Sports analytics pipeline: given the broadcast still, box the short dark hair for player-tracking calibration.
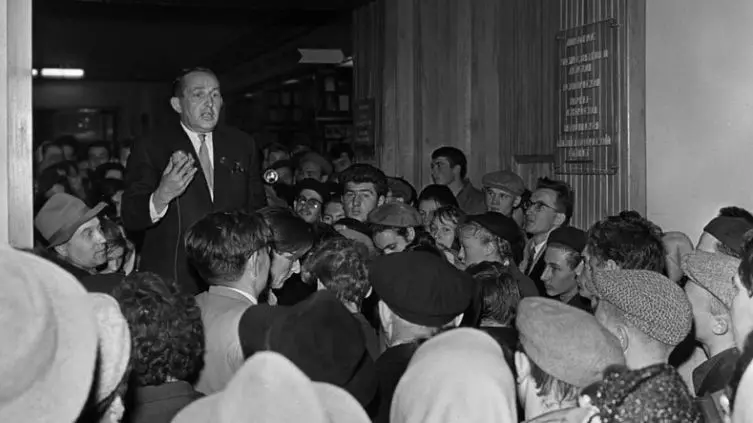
[535,177,575,226]
[418,184,459,208]
[258,207,315,256]
[467,261,520,326]
[87,141,112,158]
[172,67,218,98]
[339,164,389,197]
[548,242,583,270]
[302,238,371,306]
[184,211,272,284]
[329,143,355,161]
[113,272,204,386]
[431,146,468,179]
[586,211,665,273]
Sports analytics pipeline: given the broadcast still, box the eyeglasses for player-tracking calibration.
[295,196,322,209]
[529,201,558,212]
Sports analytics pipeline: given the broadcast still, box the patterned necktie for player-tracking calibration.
[525,242,537,275]
[198,133,213,193]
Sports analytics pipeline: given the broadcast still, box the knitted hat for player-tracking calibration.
[367,203,422,228]
[481,170,526,197]
[517,298,625,387]
[592,269,692,346]
[681,250,740,309]
[370,251,475,327]
[704,216,753,256]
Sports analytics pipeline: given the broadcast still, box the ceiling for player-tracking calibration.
[33,0,369,82]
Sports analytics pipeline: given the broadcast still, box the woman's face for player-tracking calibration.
[373,229,409,255]
[269,249,307,290]
[459,232,489,267]
[418,199,440,227]
[429,217,457,250]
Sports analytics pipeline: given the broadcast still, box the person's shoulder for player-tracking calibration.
[215,125,253,142]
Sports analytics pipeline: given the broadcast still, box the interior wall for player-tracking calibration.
[646,0,753,239]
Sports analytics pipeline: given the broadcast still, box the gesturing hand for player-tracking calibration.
[154,151,198,209]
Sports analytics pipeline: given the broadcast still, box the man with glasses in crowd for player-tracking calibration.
[293,179,330,224]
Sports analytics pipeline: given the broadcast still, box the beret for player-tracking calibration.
[704,216,753,256]
[516,298,625,387]
[367,203,422,228]
[681,250,740,309]
[481,171,526,197]
[370,251,475,327]
[592,269,692,346]
[547,226,587,254]
[299,152,334,175]
[295,178,331,203]
[387,177,417,204]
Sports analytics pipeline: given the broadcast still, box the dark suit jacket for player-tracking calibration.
[122,121,265,294]
[526,252,548,296]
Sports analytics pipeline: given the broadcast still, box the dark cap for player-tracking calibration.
[295,178,331,203]
[547,226,587,253]
[467,212,523,246]
[704,216,753,256]
[387,177,417,204]
[369,251,475,327]
[481,171,526,197]
[367,203,422,228]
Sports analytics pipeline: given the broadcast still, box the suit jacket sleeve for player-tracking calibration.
[122,136,162,232]
[246,136,266,211]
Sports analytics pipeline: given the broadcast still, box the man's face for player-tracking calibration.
[171,71,222,134]
[332,153,352,173]
[373,229,410,255]
[484,187,518,217]
[296,161,324,182]
[430,157,458,186]
[430,216,457,250]
[323,202,345,225]
[418,199,440,228]
[459,232,489,266]
[697,232,721,254]
[58,217,107,270]
[525,188,562,235]
[294,188,324,224]
[343,182,383,222]
[540,246,578,297]
[88,146,110,170]
[269,250,305,290]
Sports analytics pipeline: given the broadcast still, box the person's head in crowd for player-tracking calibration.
[525,177,574,242]
[259,207,316,291]
[370,251,475,348]
[302,237,371,311]
[263,142,290,170]
[170,67,222,134]
[333,217,376,253]
[732,230,753,349]
[90,177,125,220]
[682,251,738,372]
[340,164,388,222]
[698,206,753,258]
[40,140,65,169]
[294,179,330,224]
[87,141,112,171]
[93,162,125,183]
[60,159,87,198]
[417,184,460,227]
[515,298,625,420]
[55,134,79,161]
[185,211,272,298]
[663,231,694,283]
[541,226,587,303]
[329,142,355,174]
[458,213,524,267]
[430,146,467,187]
[113,272,205,389]
[386,177,417,206]
[429,205,466,252]
[322,194,346,225]
[0,247,98,423]
[100,217,134,274]
[118,139,133,167]
[270,159,294,186]
[77,157,90,176]
[482,170,526,217]
[390,329,517,423]
[591,269,693,369]
[295,151,333,183]
[368,202,439,256]
[35,193,108,273]
[581,211,665,304]
[35,163,72,207]
[468,261,520,328]
[290,139,313,156]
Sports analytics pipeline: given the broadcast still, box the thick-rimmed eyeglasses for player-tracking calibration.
[295,196,322,209]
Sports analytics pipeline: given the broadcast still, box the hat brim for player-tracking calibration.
[0,252,98,423]
[48,202,107,247]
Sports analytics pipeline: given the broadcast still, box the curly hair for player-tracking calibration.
[457,221,515,262]
[113,272,204,386]
[339,164,388,197]
[586,210,665,273]
[301,238,371,307]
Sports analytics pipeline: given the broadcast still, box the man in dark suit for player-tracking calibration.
[122,68,266,294]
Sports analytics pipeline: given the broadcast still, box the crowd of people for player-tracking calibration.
[11,67,753,422]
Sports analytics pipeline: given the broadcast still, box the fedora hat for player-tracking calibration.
[35,193,106,247]
[0,246,98,422]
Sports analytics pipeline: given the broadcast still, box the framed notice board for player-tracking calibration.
[555,19,620,175]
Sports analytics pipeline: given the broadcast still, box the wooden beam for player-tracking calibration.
[626,0,647,215]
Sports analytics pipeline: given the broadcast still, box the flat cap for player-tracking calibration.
[547,226,587,254]
[592,269,692,346]
[681,250,740,309]
[481,171,526,197]
[516,298,625,387]
[367,203,422,228]
[704,216,753,256]
[467,212,523,246]
[370,251,475,327]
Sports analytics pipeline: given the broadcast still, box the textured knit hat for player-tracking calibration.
[481,170,526,197]
[592,269,692,346]
[682,250,740,309]
[368,203,422,228]
[589,364,702,422]
[548,226,588,254]
[517,298,625,388]
[370,251,475,327]
[35,193,106,246]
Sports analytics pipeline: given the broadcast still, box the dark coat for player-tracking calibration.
[122,121,265,294]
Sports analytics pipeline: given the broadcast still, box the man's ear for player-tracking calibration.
[53,244,67,258]
[712,315,730,336]
[575,260,585,277]
[605,259,620,271]
[553,212,566,227]
[169,97,182,114]
[513,196,522,208]
[406,227,416,243]
[615,325,630,352]
[378,300,392,332]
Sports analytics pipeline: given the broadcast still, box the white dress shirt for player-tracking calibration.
[149,122,214,223]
